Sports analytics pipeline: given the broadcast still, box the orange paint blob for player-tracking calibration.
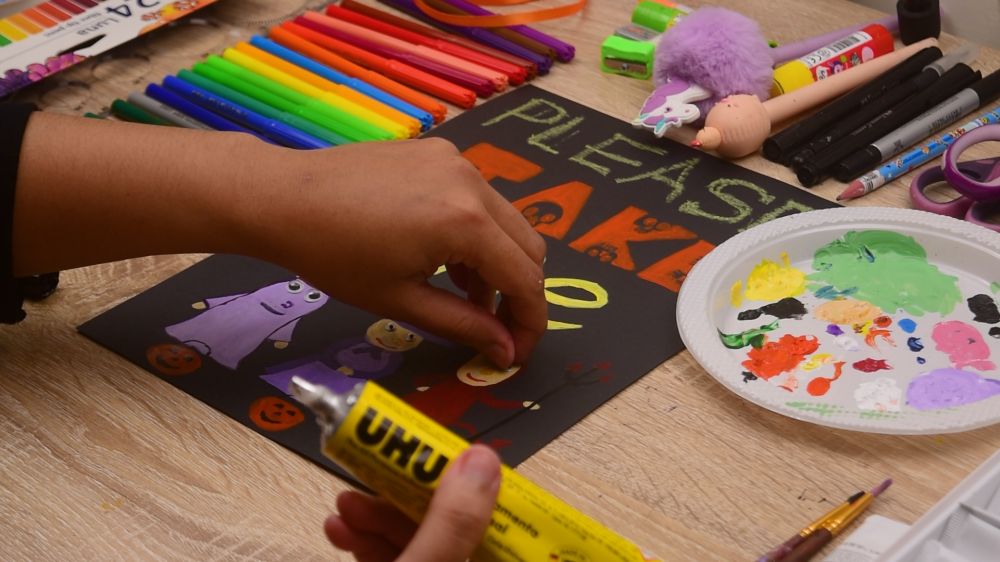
[807,361,846,396]
[741,334,820,380]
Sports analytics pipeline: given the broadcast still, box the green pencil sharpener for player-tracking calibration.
[600,35,654,80]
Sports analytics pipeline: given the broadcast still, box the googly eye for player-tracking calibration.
[385,322,397,332]
[287,280,303,293]
[304,291,322,303]
[405,333,416,342]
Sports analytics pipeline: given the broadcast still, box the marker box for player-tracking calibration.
[600,35,653,80]
[0,0,220,97]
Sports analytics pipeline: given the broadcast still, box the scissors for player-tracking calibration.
[910,124,1000,232]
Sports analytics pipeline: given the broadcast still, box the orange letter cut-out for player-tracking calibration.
[462,143,542,183]
[512,181,592,240]
[569,206,698,270]
[638,240,715,292]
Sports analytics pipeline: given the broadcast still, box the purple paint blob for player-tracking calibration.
[826,324,844,336]
[907,368,1000,410]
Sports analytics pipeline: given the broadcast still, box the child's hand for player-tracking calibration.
[325,445,500,562]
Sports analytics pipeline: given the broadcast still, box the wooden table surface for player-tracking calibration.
[4,0,1000,560]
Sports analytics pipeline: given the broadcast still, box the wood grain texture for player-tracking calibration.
[3,0,1000,560]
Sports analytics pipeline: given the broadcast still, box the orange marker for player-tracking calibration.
[323,5,508,92]
[8,13,43,34]
[271,24,447,123]
[287,17,476,109]
[23,8,58,28]
[233,42,422,137]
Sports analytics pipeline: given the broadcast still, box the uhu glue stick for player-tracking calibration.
[290,376,661,562]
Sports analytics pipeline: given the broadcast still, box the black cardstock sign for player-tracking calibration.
[79,86,838,476]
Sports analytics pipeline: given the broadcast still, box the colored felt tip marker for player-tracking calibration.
[272,22,447,121]
[110,98,172,126]
[158,77,332,150]
[291,16,477,108]
[176,69,350,147]
[127,91,213,129]
[142,84,276,145]
[248,35,433,131]
[236,38,421,137]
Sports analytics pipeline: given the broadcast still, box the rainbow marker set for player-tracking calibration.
[97,1,574,147]
[0,0,220,97]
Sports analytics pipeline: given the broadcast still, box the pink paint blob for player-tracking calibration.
[932,320,996,372]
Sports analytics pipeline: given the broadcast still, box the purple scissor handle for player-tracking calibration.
[943,124,1000,202]
[911,154,1000,233]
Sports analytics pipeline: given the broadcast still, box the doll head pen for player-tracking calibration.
[691,38,937,159]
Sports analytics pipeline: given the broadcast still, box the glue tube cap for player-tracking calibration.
[897,0,940,45]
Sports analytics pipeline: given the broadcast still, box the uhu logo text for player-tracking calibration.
[355,407,450,484]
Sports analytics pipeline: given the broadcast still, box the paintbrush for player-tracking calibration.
[780,479,893,562]
[756,491,864,562]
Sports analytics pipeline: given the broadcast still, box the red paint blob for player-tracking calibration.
[742,334,820,380]
[807,362,845,396]
[852,358,892,372]
[874,315,892,328]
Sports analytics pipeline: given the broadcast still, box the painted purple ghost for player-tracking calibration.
[907,368,1000,410]
[260,318,426,396]
[164,279,330,369]
[632,78,711,137]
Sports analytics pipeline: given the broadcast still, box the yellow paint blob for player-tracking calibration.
[801,353,833,371]
[730,280,744,307]
[814,299,882,325]
[744,252,807,301]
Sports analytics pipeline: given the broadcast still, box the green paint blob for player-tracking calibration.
[807,230,961,316]
[992,281,1000,295]
[785,402,843,417]
[718,319,779,349]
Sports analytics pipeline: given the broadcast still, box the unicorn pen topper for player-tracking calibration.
[692,38,937,158]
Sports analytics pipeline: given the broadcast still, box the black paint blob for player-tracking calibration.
[737,298,807,321]
[968,294,1000,324]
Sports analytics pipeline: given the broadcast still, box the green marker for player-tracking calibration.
[110,99,171,126]
[178,69,350,146]
[83,112,106,119]
[203,54,389,143]
[193,60,359,145]
[631,1,687,32]
[0,33,11,47]
[600,36,654,80]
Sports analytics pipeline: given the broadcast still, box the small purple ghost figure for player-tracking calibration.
[164,279,330,369]
[260,319,428,395]
[633,78,711,137]
[907,368,1000,411]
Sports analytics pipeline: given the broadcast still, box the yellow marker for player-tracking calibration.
[0,19,29,41]
[223,47,408,140]
[234,42,421,138]
[291,378,662,562]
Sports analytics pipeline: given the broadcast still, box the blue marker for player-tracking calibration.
[248,35,434,132]
[157,78,331,150]
[144,84,276,145]
[173,70,350,146]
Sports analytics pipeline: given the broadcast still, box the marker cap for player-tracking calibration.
[897,0,940,45]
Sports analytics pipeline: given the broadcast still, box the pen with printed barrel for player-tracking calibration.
[835,68,1000,182]
[787,47,973,169]
[763,45,943,163]
[336,0,528,84]
[795,63,981,187]
[175,69,350,146]
[234,40,420,138]
[222,47,397,141]
[199,55,378,143]
[248,34,433,131]
[291,16,477,108]
[271,23,447,122]
[126,91,213,129]
[157,78,332,150]
[298,13,495,98]
[756,491,864,562]
[838,106,1000,200]
[375,0,552,74]
[141,86,276,145]
[321,6,508,91]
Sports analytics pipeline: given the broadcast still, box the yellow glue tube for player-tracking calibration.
[291,377,661,562]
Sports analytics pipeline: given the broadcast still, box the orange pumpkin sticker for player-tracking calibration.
[146,343,202,376]
[248,396,304,431]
